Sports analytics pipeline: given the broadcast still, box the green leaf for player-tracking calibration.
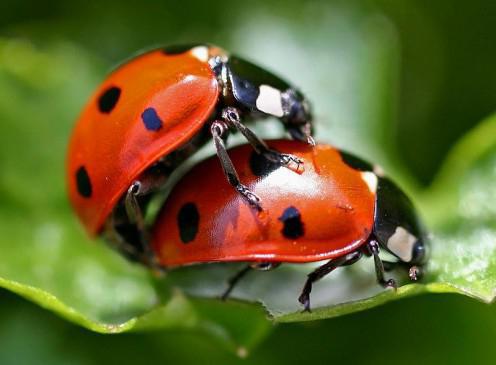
[1,0,494,347]
[421,113,496,226]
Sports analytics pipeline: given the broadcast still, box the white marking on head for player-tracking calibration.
[190,46,209,62]
[256,85,284,117]
[373,164,385,177]
[387,226,417,262]
[361,172,378,194]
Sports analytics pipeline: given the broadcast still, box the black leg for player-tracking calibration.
[122,181,161,270]
[221,265,252,301]
[382,260,399,272]
[372,258,421,282]
[222,107,304,173]
[210,120,262,211]
[368,240,397,289]
[104,213,164,275]
[298,251,362,312]
[104,216,143,259]
[288,121,315,146]
[125,182,146,231]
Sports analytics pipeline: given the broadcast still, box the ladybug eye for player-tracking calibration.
[411,239,426,264]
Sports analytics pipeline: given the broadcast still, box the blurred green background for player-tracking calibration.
[1,0,496,363]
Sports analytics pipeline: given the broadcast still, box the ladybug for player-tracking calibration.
[66,44,313,265]
[151,140,428,311]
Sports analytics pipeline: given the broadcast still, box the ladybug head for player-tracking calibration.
[372,177,429,279]
[223,55,313,143]
[281,88,313,143]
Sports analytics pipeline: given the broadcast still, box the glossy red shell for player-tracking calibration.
[66,49,220,235]
[152,140,376,266]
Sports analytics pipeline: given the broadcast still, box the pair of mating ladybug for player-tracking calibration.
[67,44,427,310]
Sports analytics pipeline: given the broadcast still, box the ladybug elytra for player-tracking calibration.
[151,140,428,311]
[66,44,313,265]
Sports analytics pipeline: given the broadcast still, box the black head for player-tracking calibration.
[221,55,312,140]
[373,177,428,278]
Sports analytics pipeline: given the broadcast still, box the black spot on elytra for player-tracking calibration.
[98,86,121,113]
[141,108,163,131]
[339,150,373,172]
[249,151,280,177]
[75,166,92,198]
[278,206,304,239]
[162,44,203,55]
[177,202,200,243]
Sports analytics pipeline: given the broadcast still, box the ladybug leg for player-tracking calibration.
[211,120,262,211]
[104,216,144,261]
[382,260,399,272]
[123,181,160,270]
[104,214,164,274]
[298,251,362,312]
[367,240,397,289]
[220,264,252,301]
[221,262,280,300]
[222,107,305,173]
[382,261,423,281]
[125,182,146,234]
[288,121,315,146]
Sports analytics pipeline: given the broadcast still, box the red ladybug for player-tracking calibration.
[151,140,428,311]
[66,44,313,264]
